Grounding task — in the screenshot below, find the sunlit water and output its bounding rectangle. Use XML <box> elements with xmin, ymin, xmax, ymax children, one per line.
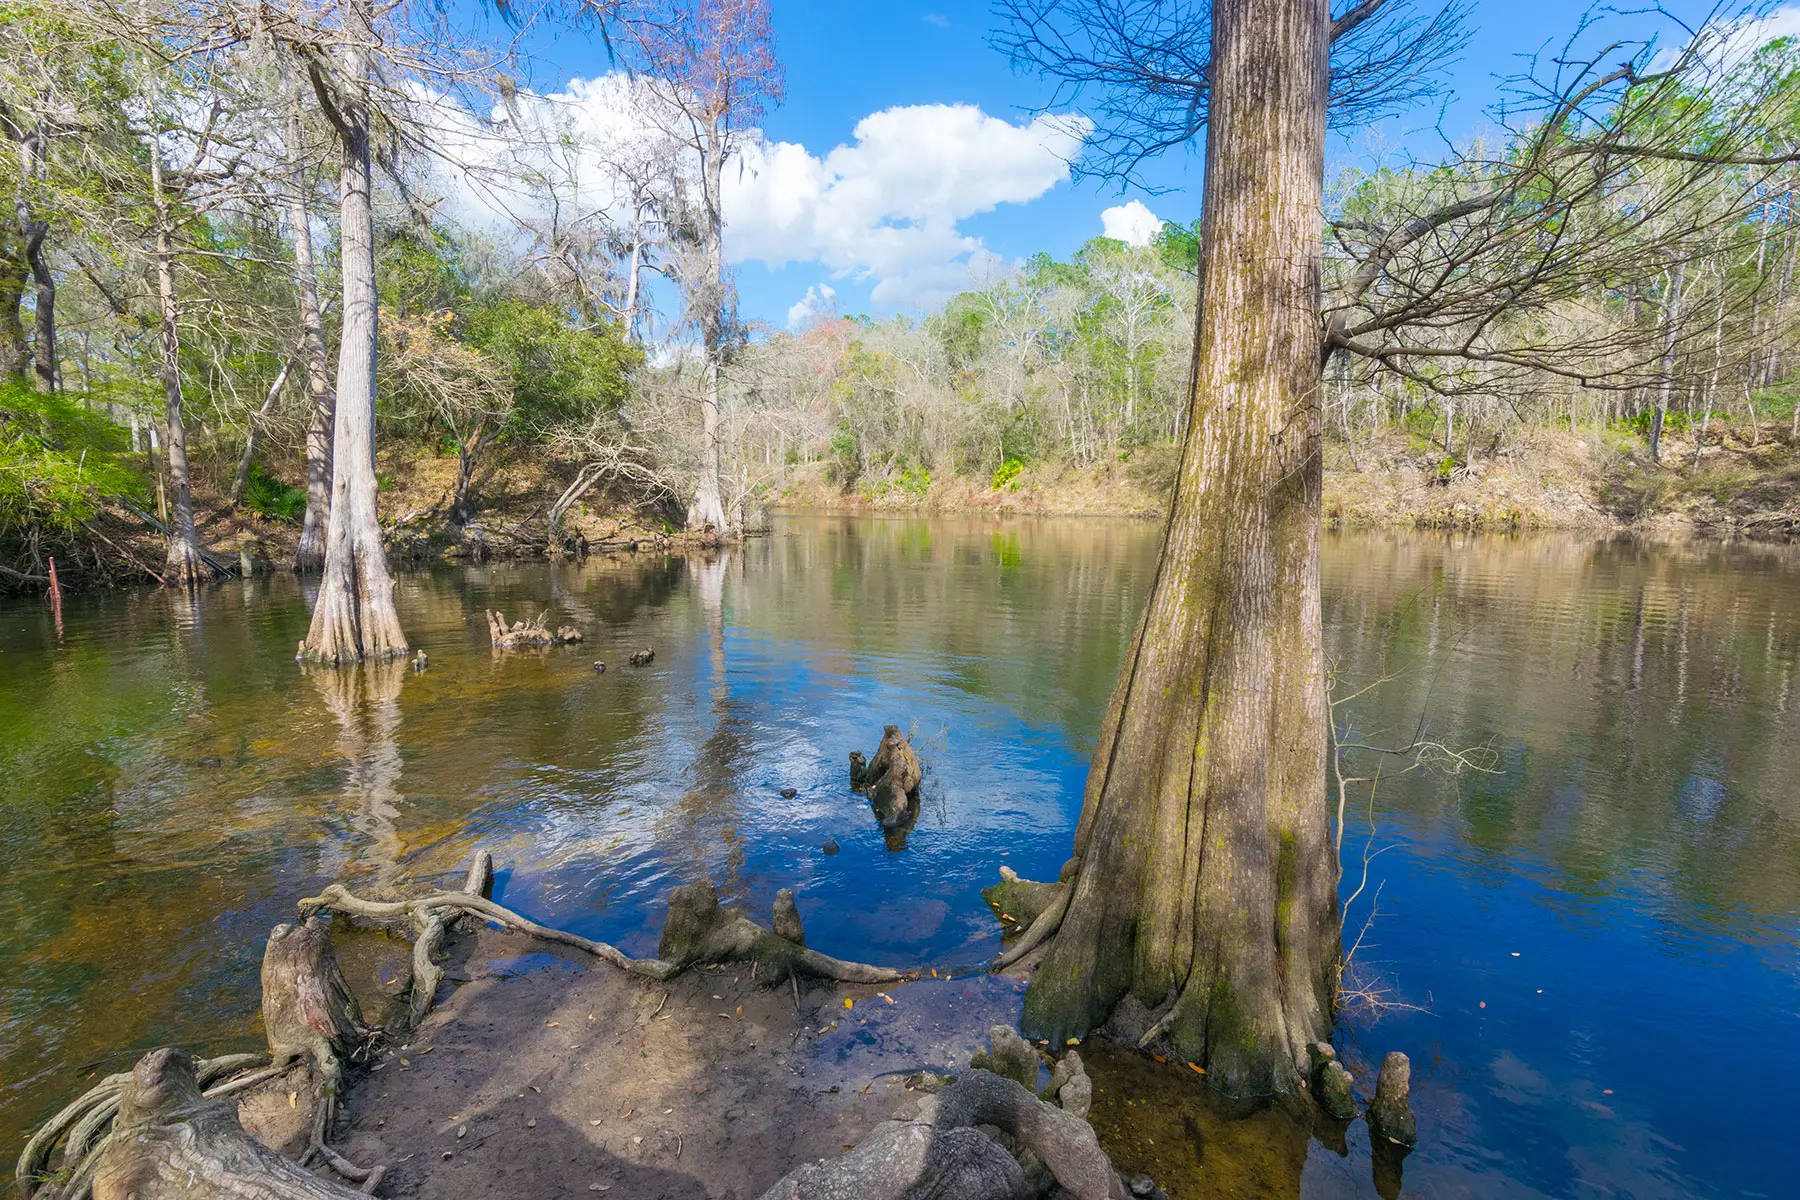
<box><xmin>0</xmin><ymin>517</ymin><xmax>1795</xmax><ymax>1199</ymax></box>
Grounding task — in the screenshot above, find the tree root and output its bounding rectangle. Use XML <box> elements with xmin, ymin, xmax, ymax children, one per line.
<box><xmin>658</xmin><ymin>881</ymin><xmax>905</xmax><ymax>984</ymax></box>
<box><xmin>89</xmin><ymin>1048</ymin><xmax>369</xmax><ymax>1199</ymax></box>
<box><xmin>485</xmin><ymin>609</ymin><xmax>582</xmax><ymax>648</ymax></box>
<box><xmin>991</xmin><ymin>888</ymin><xmax>1070</xmax><ymax>971</ymax></box>
<box><xmin>17</xmin><ymin>1053</ymin><xmax>270</xmax><ymax>1200</ymax></box>
<box><xmin>756</xmin><ymin>1069</ymin><xmax>1125</xmax><ymax>1200</ymax></box>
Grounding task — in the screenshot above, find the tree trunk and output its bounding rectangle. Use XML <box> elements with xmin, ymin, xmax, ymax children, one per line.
<box><xmin>148</xmin><ymin>130</ymin><xmax>209</xmax><ymax>587</ymax></box>
<box><xmin>230</xmin><ymin>358</ymin><xmax>294</xmax><ymax>506</ymax></box>
<box><xmin>288</xmin><ymin>81</ymin><xmax>336</xmax><ymax>573</ymax></box>
<box><xmin>449</xmin><ymin>418</ymin><xmax>487</xmax><ymax>525</ymax></box>
<box><xmin>688</xmin><ymin>116</ymin><xmax>728</xmax><ymax>532</ymax></box>
<box><xmin>0</xmin><ymin>224</ymin><xmax>24</xmax><ymax>379</ymax></box>
<box><xmin>16</xmin><ymin>117</ymin><xmax>54</xmax><ymax>392</ymax></box>
<box><xmin>91</xmin><ymin>1049</ymin><xmax>365</xmax><ymax>1200</ymax></box>
<box><xmin>1021</xmin><ymin>0</ymin><xmax>1338</xmax><ymax>1097</ymax></box>
<box><xmin>1649</xmin><ymin>261</ymin><xmax>1685</xmax><ymax>462</ymax></box>
<box><xmin>301</xmin><ymin>2</ymin><xmax>408</xmax><ymax>664</ymax></box>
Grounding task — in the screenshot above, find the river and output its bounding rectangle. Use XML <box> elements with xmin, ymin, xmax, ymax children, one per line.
<box><xmin>1</xmin><ymin>516</ymin><xmax>1795</xmax><ymax>1198</ymax></box>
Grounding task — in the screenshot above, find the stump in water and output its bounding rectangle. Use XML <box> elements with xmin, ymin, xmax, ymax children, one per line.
<box><xmin>1369</xmin><ymin>1051</ymin><xmax>1416</xmax><ymax>1146</ymax></box>
<box><xmin>485</xmin><ymin>610</ymin><xmax>582</xmax><ymax>649</ymax></box>
<box><xmin>628</xmin><ymin>647</ymin><xmax>655</xmax><ymax>666</ymax></box>
<box><xmin>862</xmin><ymin>725</ymin><xmax>921</xmax><ymax>798</ymax></box>
<box><xmin>657</xmin><ymin>881</ymin><xmax>901</xmax><ymax>983</ymax></box>
<box><xmin>772</xmin><ymin>888</ymin><xmax>806</xmax><ymax>947</ymax></box>
<box><xmin>92</xmin><ymin>1049</ymin><xmax>367</xmax><ymax>1200</ymax></box>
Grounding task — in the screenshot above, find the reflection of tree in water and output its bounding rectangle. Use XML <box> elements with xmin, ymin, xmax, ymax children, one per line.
<box><xmin>305</xmin><ymin>659</ymin><xmax>408</xmax><ymax>886</ymax></box>
<box><xmin>663</xmin><ymin>551</ymin><xmax>754</xmax><ymax>889</ymax></box>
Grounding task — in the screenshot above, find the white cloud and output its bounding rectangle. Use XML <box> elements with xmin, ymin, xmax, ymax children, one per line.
<box><xmin>725</xmin><ymin>104</ymin><xmax>1089</xmax><ymax>308</ymax></box>
<box><xmin>923</xmin><ymin>12</ymin><xmax>949</xmax><ymax>27</ymax></box>
<box><xmin>1100</xmin><ymin>200</ymin><xmax>1162</xmax><ymax>247</ymax></box>
<box><xmin>412</xmin><ymin>80</ymin><xmax>1088</xmax><ymax>313</ymax></box>
<box><xmin>1651</xmin><ymin>4</ymin><xmax>1800</xmax><ymax>73</ymax></box>
<box><xmin>786</xmin><ymin>283</ymin><xmax>837</xmax><ymax>329</ymax></box>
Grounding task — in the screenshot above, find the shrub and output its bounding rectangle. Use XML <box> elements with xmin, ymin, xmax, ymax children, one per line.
<box><xmin>0</xmin><ymin>382</ymin><xmax>146</xmax><ymax>539</ymax></box>
<box><xmin>242</xmin><ymin>464</ymin><xmax>306</xmax><ymax>524</ymax></box>
<box><xmin>991</xmin><ymin>457</ymin><xmax>1025</xmax><ymax>490</ymax></box>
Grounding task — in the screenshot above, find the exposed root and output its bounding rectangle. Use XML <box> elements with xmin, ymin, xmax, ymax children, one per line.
<box><xmin>990</xmin><ymin>887</ymin><xmax>1071</xmax><ymax>972</ymax></box>
<box><xmin>17</xmin><ymin>1054</ymin><xmax>269</xmax><ymax>1200</ymax></box>
<box><xmin>485</xmin><ymin>609</ymin><xmax>583</xmax><ymax>649</ymax></box>
<box><xmin>658</xmin><ymin>881</ymin><xmax>906</xmax><ymax>984</ymax></box>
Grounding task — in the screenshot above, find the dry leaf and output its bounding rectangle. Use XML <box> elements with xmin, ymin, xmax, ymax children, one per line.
<box><xmin>287</xmin><ymin>1092</ymin><xmax>297</xmax><ymax>1109</ymax></box>
<box><xmin>589</xmin><ymin>1119</ymin><xmax>604</xmax><ymax>1127</ymax></box>
<box><xmin>548</xmin><ymin>1021</ymin><xmax>562</xmax><ymax>1027</ymax></box>
<box><xmin>1186</xmin><ymin>1062</ymin><xmax>1206</xmax><ymax>1076</ymax></box>
<box><xmin>843</xmin><ymin>998</ymin><xmax>853</xmax><ymax>1009</ymax></box>
<box><xmin>735</xmin><ymin>1005</ymin><xmax>743</xmax><ymax>1019</ymax></box>
<box><xmin>618</xmin><ymin>1110</ymin><xmax>633</xmax><ymax>1119</ymax></box>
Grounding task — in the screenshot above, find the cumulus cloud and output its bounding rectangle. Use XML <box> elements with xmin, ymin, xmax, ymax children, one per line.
<box><xmin>725</xmin><ymin>104</ymin><xmax>1089</xmax><ymax>307</ymax></box>
<box><xmin>1650</xmin><ymin>4</ymin><xmax>1800</xmax><ymax>72</ymax></box>
<box><xmin>415</xmin><ymin>80</ymin><xmax>1088</xmax><ymax>313</ymax></box>
<box><xmin>787</xmin><ymin>283</ymin><xmax>837</xmax><ymax>329</ymax></box>
<box><xmin>1100</xmin><ymin>199</ymin><xmax>1162</xmax><ymax>247</ymax></box>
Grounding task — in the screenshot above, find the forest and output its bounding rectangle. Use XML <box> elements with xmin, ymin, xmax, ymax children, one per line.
<box><xmin>7</xmin><ymin>0</ymin><xmax>1800</xmax><ymax>597</ymax></box>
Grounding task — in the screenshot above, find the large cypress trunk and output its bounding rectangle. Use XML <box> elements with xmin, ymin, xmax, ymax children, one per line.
<box><xmin>287</xmin><ymin>82</ymin><xmax>335</xmax><ymax>573</ymax></box>
<box><xmin>1020</xmin><ymin>0</ymin><xmax>1339</xmax><ymax>1097</ymax></box>
<box><xmin>687</xmin><ymin>115</ymin><xmax>728</xmax><ymax>533</ymax></box>
<box><xmin>0</xmin><ymin>227</ymin><xmax>25</xmax><ymax>379</ymax></box>
<box><xmin>147</xmin><ymin>119</ymin><xmax>208</xmax><ymax>587</ymax></box>
<box><xmin>301</xmin><ymin>0</ymin><xmax>407</xmax><ymax>663</ymax></box>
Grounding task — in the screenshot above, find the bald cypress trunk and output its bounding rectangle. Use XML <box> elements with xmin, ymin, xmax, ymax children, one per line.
<box><xmin>1021</xmin><ymin>0</ymin><xmax>1339</xmax><ymax>1096</ymax></box>
<box><xmin>300</xmin><ymin>0</ymin><xmax>407</xmax><ymax>663</ymax></box>
<box><xmin>287</xmin><ymin>81</ymin><xmax>335</xmax><ymax>573</ymax></box>
<box><xmin>687</xmin><ymin>114</ymin><xmax>728</xmax><ymax>533</ymax></box>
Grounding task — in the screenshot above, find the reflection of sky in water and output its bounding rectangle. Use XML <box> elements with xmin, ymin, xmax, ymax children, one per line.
<box><xmin>1</xmin><ymin>522</ymin><xmax>1798</xmax><ymax>1200</ymax></box>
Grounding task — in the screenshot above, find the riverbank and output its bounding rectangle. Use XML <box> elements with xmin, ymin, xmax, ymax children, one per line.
<box><xmin>766</xmin><ymin>423</ymin><xmax>1800</xmax><ymax>540</ymax></box>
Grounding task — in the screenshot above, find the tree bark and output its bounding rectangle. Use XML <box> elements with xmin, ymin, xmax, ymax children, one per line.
<box><xmin>1020</xmin><ymin>0</ymin><xmax>1338</xmax><ymax>1097</ymax></box>
<box><xmin>448</xmin><ymin>418</ymin><xmax>487</xmax><ymax>525</ymax></box>
<box><xmin>287</xmin><ymin>80</ymin><xmax>336</xmax><ymax>573</ymax></box>
<box><xmin>1649</xmin><ymin>261</ymin><xmax>1684</xmax><ymax>462</ymax></box>
<box><xmin>0</xmin><ymin>223</ymin><xmax>24</xmax><ymax>379</ymax></box>
<box><xmin>147</xmin><ymin>120</ymin><xmax>209</xmax><ymax>587</ymax></box>
<box><xmin>90</xmin><ymin>1049</ymin><xmax>365</xmax><ymax>1200</ymax></box>
<box><xmin>688</xmin><ymin>114</ymin><xmax>728</xmax><ymax>532</ymax></box>
<box><xmin>17</xmin><ymin>116</ymin><xmax>54</xmax><ymax>392</ymax></box>
<box><xmin>301</xmin><ymin>2</ymin><xmax>407</xmax><ymax>663</ymax></box>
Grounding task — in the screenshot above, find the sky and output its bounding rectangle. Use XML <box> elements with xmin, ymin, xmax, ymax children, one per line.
<box><xmin>442</xmin><ymin>0</ymin><xmax>1800</xmax><ymax>332</ymax></box>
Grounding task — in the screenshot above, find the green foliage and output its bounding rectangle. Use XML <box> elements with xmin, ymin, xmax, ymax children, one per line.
<box><xmin>0</xmin><ymin>383</ymin><xmax>145</xmax><ymax>537</ymax></box>
<box><xmin>462</xmin><ymin>299</ymin><xmax>639</xmax><ymax>433</ymax></box>
<box><xmin>991</xmin><ymin>457</ymin><xmax>1025</xmax><ymax>490</ymax></box>
<box><xmin>897</xmin><ymin>464</ymin><xmax>931</xmax><ymax>497</ymax></box>
<box><xmin>1616</xmin><ymin>410</ymin><xmax>1692</xmax><ymax>438</ymax></box>
<box><xmin>241</xmin><ymin>464</ymin><xmax>305</xmax><ymax>524</ymax></box>
<box><xmin>828</xmin><ymin>427</ymin><xmax>859</xmax><ymax>484</ymax></box>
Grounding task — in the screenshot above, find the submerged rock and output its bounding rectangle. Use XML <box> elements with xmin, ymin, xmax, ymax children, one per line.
<box><xmin>821</xmin><ymin>839</ymin><xmax>840</xmax><ymax>856</ymax></box>
<box><xmin>780</xmin><ymin>787</ymin><xmax>798</xmax><ymax>799</ymax></box>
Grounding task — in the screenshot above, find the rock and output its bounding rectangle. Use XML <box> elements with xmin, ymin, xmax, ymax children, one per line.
<box><xmin>821</xmin><ymin>839</ymin><xmax>840</xmax><ymax>856</ymax></box>
<box><xmin>772</xmin><ymin>888</ymin><xmax>806</xmax><ymax>946</ymax></box>
<box><xmin>593</xmin><ymin>661</ymin><xmax>606</xmax><ymax>673</ymax></box>
<box><xmin>968</xmin><ymin>1025</ymin><xmax>1039</xmax><ymax>1092</ymax></box>
<box><xmin>1369</xmin><ymin>1051</ymin><xmax>1416</xmax><ymax>1146</ymax></box>
<box><xmin>628</xmin><ymin>647</ymin><xmax>654</xmax><ymax>666</ymax></box>
<box><xmin>780</xmin><ymin>787</ymin><xmax>798</xmax><ymax>799</ymax></box>
<box><xmin>1056</xmin><ymin>1073</ymin><xmax>1092</xmax><ymax>1120</ymax></box>
<box><xmin>1128</xmin><ymin>1176</ymin><xmax>1156</xmax><ymax>1198</ymax></box>
<box><xmin>1316</xmin><ymin>1060</ymin><xmax>1356</xmax><ymax>1121</ymax></box>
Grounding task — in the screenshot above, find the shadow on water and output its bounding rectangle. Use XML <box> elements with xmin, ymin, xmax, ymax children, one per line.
<box><xmin>0</xmin><ymin>519</ymin><xmax>1798</xmax><ymax>1200</ymax></box>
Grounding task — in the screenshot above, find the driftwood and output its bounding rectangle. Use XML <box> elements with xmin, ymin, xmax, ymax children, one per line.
<box><xmin>485</xmin><ymin>610</ymin><xmax>583</xmax><ymax>648</ymax></box>
<box><xmin>658</xmin><ymin>881</ymin><xmax>903</xmax><ymax>983</ymax></box>
<box><xmin>90</xmin><ymin>1049</ymin><xmax>369</xmax><ymax>1200</ymax></box>
<box><xmin>755</xmin><ymin>1070</ymin><xmax>1125</xmax><ymax>1200</ymax></box>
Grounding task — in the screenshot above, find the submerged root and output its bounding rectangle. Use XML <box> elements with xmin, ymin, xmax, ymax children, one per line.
<box><xmin>987</xmin><ymin>862</ymin><xmax>1077</xmax><ymax>972</ymax></box>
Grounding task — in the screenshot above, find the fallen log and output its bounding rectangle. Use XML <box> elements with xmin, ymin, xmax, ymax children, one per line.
<box><xmin>484</xmin><ymin>609</ymin><xmax>583</xmax><ymax>649</ymax></box>
<box><xmin>90</xmin><ymin>1048</ymin><xmax>371</xmax><ymax>1200</ymax></box>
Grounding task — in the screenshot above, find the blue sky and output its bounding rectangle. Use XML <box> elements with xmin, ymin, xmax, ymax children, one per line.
<box><xmin>458</xmin><ymin>0</ymin><xmax>1796</xmax><ymax>330</ymax></box>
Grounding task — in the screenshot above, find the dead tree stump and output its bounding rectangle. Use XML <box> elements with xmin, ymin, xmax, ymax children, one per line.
<box><xmin>485</xmin><ymin>610</ymin><xmax>582</xmax><ymax>649</ymax></box>
<box><xmin>91</xmin><ymin>1049</ymin><xmax>367</xmax><ymax>1200</ymax></box>
<box><xmin>261</xmin><ymin>919</ymin><xmax>366</xmax><ymax>1078</ymax></box>
<box><xmin>863</xmin><ymin>725</ymin><xmax>922</xmax><ymax>797</ymax></box>
<box><xmin>657</xmin><ymin>881</ymin><xmax>900</xmax><ymax>983</ymax></box>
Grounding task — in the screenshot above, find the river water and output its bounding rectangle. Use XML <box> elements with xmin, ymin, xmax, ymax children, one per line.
<box><xmin>0</xmin><ymin>516</ymin><xmax>1795</xmax><ymax>1199</ymax></box>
